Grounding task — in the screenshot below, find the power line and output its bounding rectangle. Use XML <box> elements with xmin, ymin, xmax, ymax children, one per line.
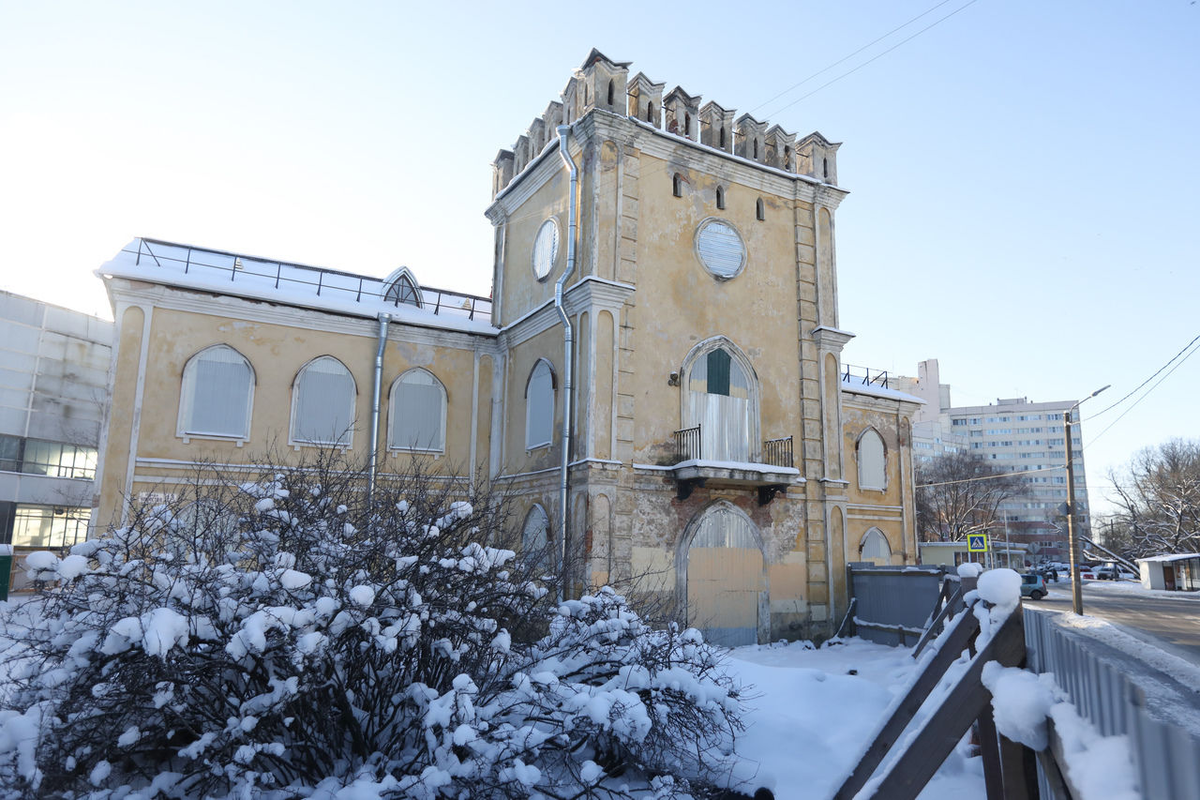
<box><xmin>917</xmin><ymin>464</ymin><xmax>1063</xmax><ymax>489</ymax></box>
<box><xmin>1082</xmin><ymin>332</ymin><xmax>1200</xmax><ymax>422</ymax></box>
<box><xmin>762</xmin><ymin>0</ymin><xmax>984</xmax><ymax>119</ymax></box>
<box><xmin>747</xmin><ymin>0</ymin><xmax>960</xmax><ymax>115</ymax></box>
<box><xmin>1084</xmin><ymin>338</ymin><xmax>1200</xmax><ymax>450</ymax></box>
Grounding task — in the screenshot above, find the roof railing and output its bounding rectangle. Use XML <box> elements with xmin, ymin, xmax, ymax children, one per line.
<box><xmin>131</xmin><ymin>238</ymin><xmax>492</xmax><ymax>321</ymax></box>
<box><xmin>842</xmin><ymin>363</ymin><xmax>889</xmax><ymax>389</ymax></box>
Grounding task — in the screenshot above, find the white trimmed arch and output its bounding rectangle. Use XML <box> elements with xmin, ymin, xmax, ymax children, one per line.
<box><xmin>679</xmin><ymin>336</ymin><xmax>760</xmax><ymax>462</ymax></box>
<box><xmin>177</xmin><ymin>344</ymin><xmax>255</xmax><ymax>441</ymax></box>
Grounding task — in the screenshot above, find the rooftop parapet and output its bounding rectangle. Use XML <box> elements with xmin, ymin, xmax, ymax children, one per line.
<box><xmin>490</xmin><ymin>49</ymin><xmax>842</xmax><ymax>198</ymax></box>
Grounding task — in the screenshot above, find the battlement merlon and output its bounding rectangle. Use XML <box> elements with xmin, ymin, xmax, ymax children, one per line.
<box><xmin>489</xmin><ymin>50</ymin><xmax>842</xmax><ymax>198</ymax></box>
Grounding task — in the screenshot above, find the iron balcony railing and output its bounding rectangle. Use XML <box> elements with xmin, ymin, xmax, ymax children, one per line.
<box><xmin>129</xmin><ymin>238</ymin><xmax>493</xmax><ymax>322</ymax></box>
<box><xmin>671</xmin><ymin>427</ymin><xmax>794</xmax><ymax>469</ymax></box>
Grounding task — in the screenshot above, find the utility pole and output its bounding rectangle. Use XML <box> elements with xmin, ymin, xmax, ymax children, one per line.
<box><xmin>1066</xmin><ymin>385</ymin><xmax>1110</xmax><ymax>615</ymax></box>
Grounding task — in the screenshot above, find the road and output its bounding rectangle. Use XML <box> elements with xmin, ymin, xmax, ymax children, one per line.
<box><xmin>1027</xmin><ymin>581</ymin><xmax>1200</xmax><ymax>664</ymax></box>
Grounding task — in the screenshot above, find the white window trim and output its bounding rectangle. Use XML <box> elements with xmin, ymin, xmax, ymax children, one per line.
<box><xmin>524</xmin><ymin>359</ymin><xmax>556</xmax><ymax>451</ymax></box>
<box><xmin>382</xmin><ymin>266</ymin><xmax>424</xmax><ymax>308</ymax></box>
<box><xmin>856</xmin><ymin>428</ymin><xmax>888</xmax><ymax>492</ymax></box>
<box><xmin>678</xmin><ymin>335</ymin><xmax>762</xmax><ymax>451</ymax></box>
<box><xmin>175</xmin><ymin>344</ymin><xmax>255</xmax><ymax>446</ymax></box>
<box><xmin>387</xmin><ymin>367</ymin><xmax>448</xmax><ymax>455</ymax></box>
<box><xmin>288</xmin><ymin>355</ymin><xmax>358</xmax><ymax>449</ymax></box>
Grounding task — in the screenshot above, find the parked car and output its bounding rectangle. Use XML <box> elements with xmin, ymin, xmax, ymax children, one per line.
<box><xmin>1020</xmin><ymin>573</ymin><xmax>1047</xmax><ymax>600</ymax></box>
<box><xmin>1094</xmin><ymin>564</ymin><xmax>1119</xmax><ymax>580</ymax></box>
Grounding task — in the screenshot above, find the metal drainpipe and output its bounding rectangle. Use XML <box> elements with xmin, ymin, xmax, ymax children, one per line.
<box><xmin>555</xmin><ymin>124</ymin><xmax>578</xmax><ymax>600</ymax></box>
<box><xmin>366</xmin><ymin>313</ymin><xmax>391</xmax><ymax>509</ymax></box>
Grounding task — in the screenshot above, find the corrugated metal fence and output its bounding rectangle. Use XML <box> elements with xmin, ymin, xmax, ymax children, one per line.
<box><xmin>1024</xmin><ymin>608</ymin><xmax>1200</xmax><ymax>799</ymax></box>
<box><xmin>846</xmin><ymin>564</ymin><xmax>944</xmax><ymax>647</ymax></box>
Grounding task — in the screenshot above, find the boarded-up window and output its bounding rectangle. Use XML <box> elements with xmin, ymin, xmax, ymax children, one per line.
<box><xmin>522</xmin><ymin>504</ymin><xmax>550</xmax><ymax>569</ymax></box>
<box><xmin>686</xmin><ymin>345</ymin><xmax>753</xmax><ymax>461</ymax></box>
<box><xmin>860</xmin><ymin>528</ymin><xmax>892</xmax><ymax>565</ymax></box>
<box><xmin>180</xmin><ymin>345</ymin><xmax>253</xmax><ymax>439</ymax></box>
<box><xmin>390</xmin><ymin>369</ymin><xmax>446</xmax><ymax>452</ymax></box>
<box><xmin>292</xmin><ymin>356</ymin><xmax>355</xmax><ymax>446</ymax></box>
<box><xmin>526</xmin><ymin>361</ymin><xmax>554</xmax><ymax>449</ymax></box>
<box><xmin>858</xmin><ymin>429</ymin><xmax>887</xmax><ymax>490</ymax></box>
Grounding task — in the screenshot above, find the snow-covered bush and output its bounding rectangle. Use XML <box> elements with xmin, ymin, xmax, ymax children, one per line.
<box><xmin>0</xmin><ymin>459</ymin><xmax>743</xmax><ymax>798</ymax></box>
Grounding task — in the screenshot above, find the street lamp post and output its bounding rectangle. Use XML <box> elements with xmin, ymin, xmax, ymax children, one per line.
<box><xmin>1066</xmin><ymin>384</ymin><xmax>1110</xmax><ymax>615</ymax></box>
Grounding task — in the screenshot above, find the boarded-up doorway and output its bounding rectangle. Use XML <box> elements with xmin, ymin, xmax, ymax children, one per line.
<box><xmin>684</xmin><ymin>503</ymin><xmax>763</xmax><ymax>646</ymax></box>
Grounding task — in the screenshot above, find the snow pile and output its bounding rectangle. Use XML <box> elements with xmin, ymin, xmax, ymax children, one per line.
<box><xmin>0</xmin><ymin>470</ymin><xmax>744</xmax><ymax>799</ymax></box>
<box><xmin>983</xmin><ymin>663</ymin><xmax>1139</xmax><ymax>799</ymax></box>
<box><xmin>970</xmin><ymin>568</ymin><xmax>1021</xmax><ymax>646</ymax></box>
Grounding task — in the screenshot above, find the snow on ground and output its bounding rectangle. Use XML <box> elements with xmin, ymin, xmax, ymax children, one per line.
<box><xmin>1075</xmin><ymin>578</ymin><xmax>1200</xmax><ymax>602</ymax></box>
<box><xmin>724</xmin><ymin>638</ymin><xmax>984</xmax><ymax>799</ymax></box>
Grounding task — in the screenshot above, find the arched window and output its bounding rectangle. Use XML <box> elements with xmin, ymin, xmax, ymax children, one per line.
<box><xmin>857</xmin><ymin>429</ymin><xmax>887</xmax><ymax>490</ymax></box>
<box><xmin>719</xmin><ymin>127</ymin><xmax>726</xmax><ymax>149</ymax></box>
<box><xmin>607</xmin><ymin>79</ymin><xmax>615</xmax><ymax>107</ymax></box>
<box><xmin>383</xmin><ymin>268</ymin><xmax>422</xmax><ymax>308</ymax></box>
<box><xmin>522</xmin><ymin>504</ymin><xmax>550</xmax><ymax>569</ymax></box>
<box><xmin>682</xmin><ymin>340</ymin><xmax>758</xmax><ymax>462</ymax></box>
<box><xmin>756</xmin><ymin>198</ymin><xmax>765</xmax><ymax>221</ymax></box>
<box><xmin>291</xmin><ymin>356</ymin><xmax>356</xmax><ymax>447</ymax></box>
<box><xmin>823</xmin><ymin>158</ymin><xmax>830</xmax><ymax>181</ymax></box>
<box><xmin>715</xmin><ymin>186</ymin><xmax>725</xmax><ymax>210</ymax></box>
<box><xmin>525</xmin><ymin>360</ymin><xmax>555</xmax><ymax>450</ymax></box>
<box><xmin>672</xmin><ymin>173</ymin><xmax>683</xmax><ymax>197</ymax></box>
<box><xmin>859</xmin><ymin>528</ymin><xmax>892</xmax><ymax>565</ymax></box>
<box><xmin>389</xmin><ymin>368</ymin><xmax>446</xmax><ymax>452</ymax></box>
<box><xmin>784</xmin><ymin>145</ymin><xmax>792</xmax><ymax>166</ymax></box>
<box><xmin>752</xmin><ymin>139</ymin><xmax>759</xmax><ymax>159</ymax></box>
<box><xmin>178</xmin><ymin>345</ymin><xmax>254</xmax><ymax>440</ymax></box>
<box><xmin>647</xmin><ymin>102</ymin><xmax>654</xmax><ymax>123</ymax></box>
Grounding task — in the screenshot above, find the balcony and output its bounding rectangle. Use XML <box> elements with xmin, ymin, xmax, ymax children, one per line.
<box><xmin>670</xmin><ymin>425</ymin><xmax>800</xmax><ymax>504</ymax></box>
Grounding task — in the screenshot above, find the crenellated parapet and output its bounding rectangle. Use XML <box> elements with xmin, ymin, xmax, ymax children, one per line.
<box><xmin>490</xmin><ymin>48</ymin><xmax>841</xmax><ymax>198</ymax></box>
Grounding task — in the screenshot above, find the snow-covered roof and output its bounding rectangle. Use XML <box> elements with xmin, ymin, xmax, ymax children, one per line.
<box><xmin>1135</xmin><ymin>553</ymin><xmax>1200</xmax><ymax>563</ymax></box>
<box><xmin>97</xmin><ymin>238</ymin><xmax>499</xmax><ymax>336</ymax></box>
<box><xmin>840</xmin><ymin>375</ymin><xmax>924</xmax><ymax>405</ymax></box>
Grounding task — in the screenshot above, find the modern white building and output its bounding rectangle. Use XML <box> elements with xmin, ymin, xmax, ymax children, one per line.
<box><xmin>0</xmin><ymin>290</ymin><xmax>112</xmax><ymax>589</ymax></box>
<box><xmin>897</xmin><ymin>358</ymin><xmax>1092</xmax><ymax>561</ymax></box>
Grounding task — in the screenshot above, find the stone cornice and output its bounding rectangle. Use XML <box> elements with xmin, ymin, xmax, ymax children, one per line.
<box><xmin>106</xmin><ymin>278</ymin><xmax>502</xmax><ymax>356</ymax></box>
<box><xmin>485</xmin><ymin>135</ymin><xmax>580</xmax><ymax>223</ymax></box>
<box><xmin>811</xmin><ymin>325</ymin><xmax>855</xmax><ymax>352</ymax></box>
<box><xmin>498</xmin><ymin>276</ymin><xmax>635</xmax><ymax>348</ymax></box>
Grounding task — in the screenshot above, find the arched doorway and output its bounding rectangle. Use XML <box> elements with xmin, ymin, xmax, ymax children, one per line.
<box><xmin>682</xmin><ymin>502</ymin><xmax>764</xmax><ymax>646</ymax></box>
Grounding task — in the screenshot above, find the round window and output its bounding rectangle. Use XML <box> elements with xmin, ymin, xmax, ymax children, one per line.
<box><xmin>532</xmin><ymin>218</ymin><xmax>560</xmax><ymax>281</ymax></box>
<box><xmin>695</xmin><ymin>219</ymin><xmax>746</xmax><ymax>280</ymax></box>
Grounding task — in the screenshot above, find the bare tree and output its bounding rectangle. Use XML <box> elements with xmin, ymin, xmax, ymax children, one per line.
<box><xmin>916</xmin><ymin>451</ymin><xmax>1027</xmax><ymax>542</ymax></box>
<box><xmin>1105</xmin><ymin>438</ymin><xmax>1200</xmax><ymax>558</ymax></box>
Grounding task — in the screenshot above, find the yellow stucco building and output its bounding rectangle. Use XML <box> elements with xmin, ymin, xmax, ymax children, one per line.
<box><xmin>94</xmin><ymin>50</ymin><xmax>920</xmax><ymax>644</ymax></box>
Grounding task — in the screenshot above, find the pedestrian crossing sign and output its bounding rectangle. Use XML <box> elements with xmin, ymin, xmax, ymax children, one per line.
<box><xmin>967</xmin><ymin>533</ymin><xmax>989</xmax><ymax>553</ymax></box>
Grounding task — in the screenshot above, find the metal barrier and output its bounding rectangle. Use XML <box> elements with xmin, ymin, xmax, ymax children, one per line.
<box><xmin>1024</xmin><ymin>608</ymin><xmax>1200</xmax><ymax>800</ymax></box>
<box><xmin>845</xmin><ymin>564</ymin><xmax>944</xmax><ymax>647</ymax></box>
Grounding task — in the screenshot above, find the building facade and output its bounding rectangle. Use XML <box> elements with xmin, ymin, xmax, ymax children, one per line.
<box><xmin>0</xmin><ymin>290</ymin><xmax>112</xmax><ymax>590</ymax></box>
<box><xmin>898</xmin><ymin>359</ymin><xmax>1091</xmax><ymax>562</ymax></box>
<box><xmin>94</xmin><ymin>51</ymin><xmax>920</xmax><ymax>643</ymax></box>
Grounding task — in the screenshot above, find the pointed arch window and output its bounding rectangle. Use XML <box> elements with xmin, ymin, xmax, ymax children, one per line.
<box><xmin>859</xmin><ymin>528</ymin><xmax>892</xmax><ymax>565</ymax></box>
<box><xmin>522</xmin><ymin>504</ymin><xmax>550</xmax><ymax>569</ymax></box>
<box><xmin>384</xmin><ymin>268</ymin><xmax>422</xmax><ymax>308</ymax></box>
<box><xmin>389</xmin><ymin>368</ymin><xmax>447</xmax><ymax>452</ymax></box>
<box><xmin>291</xmin><ymin>356</ymin><xmax>356</xmax><ymax>447</ymax></box>
<box><xmin>715</xmin><ymin>186</ymin><xmax>725</xmax><ymax>210</ymax></box>
<box><xmin>672</xmin><ymin>172</ymin><xmax>684</xmax><ymax>197</ymax></box>
<box><xmin>647</xmin><ymin>102</ymin><xmax>654</xmax><ymax>123</ymax></box>
<box><xmin>525</xmin><ymin>360</ymin><xmax>555</xmax><ymax>450</ymax></box>
<box><xmin>607</xmin><ymin>79</ymin><xmax>615</xmax><ymax>107</ymax></box>
<box><xmin>756</xmin><ymin>198</ymin><xmax>766</xmax><ymax>221</ymax></box>
<box><xmin>178</xmin><ymin>345</ymin><xmax>254</xmax><ymax>440</ymax></box>
<box><xmin>857</xmin><ymin>429</ymin><xmax>887</xmax><ymax>490</ymax></box>
<box><xmin>682</xmin><ymin>340</ymin><xmax>757</xmax><ymax>462</ymax></box>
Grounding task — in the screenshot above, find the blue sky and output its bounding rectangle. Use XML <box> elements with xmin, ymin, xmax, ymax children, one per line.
<box><xmin>1</xmin><ymin>0</ymin><xmax>1197</xmax><ymax>514</ymax></box>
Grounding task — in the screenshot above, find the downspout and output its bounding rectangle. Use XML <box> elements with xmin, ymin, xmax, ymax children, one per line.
<box><xmin>555</xmin><ymin>124</ymin><xmax>578</xmax><ymax>599</ymax></box>
<box><xmin>367</xmin><ymin>313</ymin><xmax>391</xmax><ymax>509</ymax></box>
